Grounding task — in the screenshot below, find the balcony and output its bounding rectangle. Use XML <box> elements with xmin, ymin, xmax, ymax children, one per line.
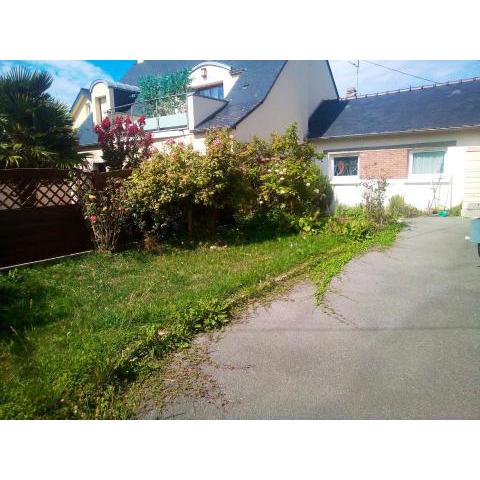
<box><xmin>107</xmin><ymin>94</ymin><xmax>188</xmax><ymax>131</ymax></box>
<box><xmin>107</xmin><ymin>92</ymin><xmax>228</xmax><ymax>133</ymax></box>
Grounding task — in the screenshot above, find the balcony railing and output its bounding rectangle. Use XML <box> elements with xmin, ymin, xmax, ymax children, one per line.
<box><xmin>107</xmin><ymin>94</ymin><xmax>188</xmax><ymax>131</ymax></box>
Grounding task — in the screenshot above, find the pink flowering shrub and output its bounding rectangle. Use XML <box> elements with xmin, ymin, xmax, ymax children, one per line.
<box><xmin>94</xmin><ymin>115</ymin><xmax>155</xmax><ymax>170</ymax></box>
<box><xmin>125</xmin><ymin>129</ymin><xmax>243</xmax><ymax>239</ymax></box>
<box><xmin>82</xmin><ymin>178</ymin><xmax>130</xmax><ymax>252</ymax></box>
<box><xmin>124</xmin><ymin>124</ymin><xmax>333</xmax><ymax>240</ymax></box>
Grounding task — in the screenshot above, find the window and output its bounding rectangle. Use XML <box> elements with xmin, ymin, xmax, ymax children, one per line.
<box><xmin>195</xmin><ymin>84</ymin><xmax>224</xmax><ymax>99</ymax></box>
<box><xmin>410</xmin><ymin>150</ymin><xmax>445</xmax><ymax>175</ymax></box>
<box><xmin>333</xmin><ymin>155</ymin><xmax>359</xmax><ymax>176</ymax></box>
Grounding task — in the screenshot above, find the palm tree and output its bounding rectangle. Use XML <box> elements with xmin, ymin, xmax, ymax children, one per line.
<box><xmin>0</xmin><ymin>66</ymin><xmax>84</xmax><ymax>169</ymax></box>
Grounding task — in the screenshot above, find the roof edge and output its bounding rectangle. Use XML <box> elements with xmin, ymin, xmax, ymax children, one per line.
<box><xmin>89</xmin><ymin>79</ymin><xmax>140</xmax><ymax>92</ymax></box>
<box><xmin>192</xmin><ymin>101</ymin><xmax>230</xmax><ymax>133</ymax></box>
<box><xmin>191</xmin><ymin>61</ymin><xmax>231</xmax><ymax>72</ymax></box>
<box><xmin>325</xmin><ymin>61</ymin><xmax>339</xmax><ymax>99</ymax></box>
<box><xmin>230</xmin><ymin>60</ymin><xmax>288</xmax><ymax>129</ymax></box>
<box><xmin>193</xmin><ymin>61</ymin><xmax>288</xmax><ymax>132</ymax></box>
<box><xmin>309</xmin><ymin>123</ymin><xmax>480</xmax><ymax>140</ymax></box>
<box><xmin>338</xmin><ymin>75</ymin><xmax>480</xmax><ymax>101</ymax></box>
<box><xmin>70</xmin><ymin>88</ymin><xmax>91</xmax><ymax>112</ymax></box>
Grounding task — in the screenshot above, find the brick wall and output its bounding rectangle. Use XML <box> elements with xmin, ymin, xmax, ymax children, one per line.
<box><xmin>359</xmin><ymin>148</ymin><xmax>409</xmax><ymax>179</ymax></box>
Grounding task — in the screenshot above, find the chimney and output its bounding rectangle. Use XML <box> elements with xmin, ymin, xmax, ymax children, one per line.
<box><xmin>345</xmin><ymin>87</ymin><xmax>357</xmax><ymax>98</ymax></box>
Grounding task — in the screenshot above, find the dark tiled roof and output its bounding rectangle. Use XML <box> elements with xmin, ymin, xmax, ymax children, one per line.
<box><xmin>77</xmin><ymin>113</ymin><xmax>97</xmax><ymax>147</ymax></box>
<box><xmin>308</xmin><ymin>79</ymin><xmax>480</xmax><ymax>139</ymax></box>
<box><xmin>194</xmin><ymin>61</ymin><xmax>286</xmax><ymax>130</ymax></box>
<box><xmin>121</xmin><ymin>60</ymin><xmax>287</xmax><ymax>130</ymax></box>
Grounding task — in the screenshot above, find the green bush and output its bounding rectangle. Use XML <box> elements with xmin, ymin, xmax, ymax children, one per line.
<box><xmin>253</xmin><ymin>126</ymin><xmax>333</xmax><ymax>216</ymax></box>
<box><xmin>233</xmin><ymin>124</ymin><xmax>332</xmax><ymax>236</ymax></box>
<box><xmin>126</xmin><ymin>128</ymin><xmax>247</xmax><ymax>240</ymax></box>
<box><xmin>449</xmin><ymin>203</ymin><xmax>462</xmax><ymax>216</ymax></box>
<box><xmin>326</xmin><ymin>203</ymin><xmax>382</xmax><ymax>241</ymax></box>
<box><xmin>334</xmin><ymin>204</ymin><xmax>365</xmax><ymax>218</ymax></box>
<box><xmin>387</xmin><ymin>194</ymin><xmax>422</xmax><ymax>218</ymax></box>
<box><xmin>125</xmin><ymin>124</ymin><xmax>333</xmax><ymax>241</ymax></box>
<box><xmin>324</xmin><ymin>215</ymin><xmax>375</xmax><ymax>241</ymax></box>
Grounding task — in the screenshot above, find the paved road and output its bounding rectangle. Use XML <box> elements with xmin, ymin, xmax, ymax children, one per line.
<box><xmin>154</xmin><ymin>217</ymin><xmax>480</xmax><ymax>419</ymax></box>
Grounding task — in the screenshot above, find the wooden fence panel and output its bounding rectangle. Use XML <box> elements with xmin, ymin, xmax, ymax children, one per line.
<box><xmin>0</xmin><ymin>168</ymin><xmax>131</xmax><ymax>268</ymax></box>
<box><xmin>0</xmin><ymin>205</ymin><xmax>92</xmax><ymax>267</ymax></box>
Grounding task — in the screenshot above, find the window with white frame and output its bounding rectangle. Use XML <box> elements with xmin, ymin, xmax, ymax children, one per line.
<box><xmin>409</xmin><ymin>150</ymin><xmax>445</xmax><ymax>175</ymax></box>
<box><xmin>332</xmin><ymin>155</ymin><xmax>359</xmax><ymax>177</ymax></box>
<box><xmin>195</xmin><ymin>84</ymin><xmax>224</xmax><ymax>99</ymax></box>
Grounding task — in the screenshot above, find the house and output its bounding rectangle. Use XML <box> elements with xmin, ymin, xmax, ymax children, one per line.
<box><xmin>309</xmin><ymin>79</ymin><xmax>480</xmax><ymax>218</ymax></box>
<box><xmin>71</xmin><ymin>60</ymin><xmax>480</xmax><ymax>217</ymax></box>
<box><xmin>72</xmin><ymin>60</ymin><xmax>338</xmax><ymax>162</ymax></box>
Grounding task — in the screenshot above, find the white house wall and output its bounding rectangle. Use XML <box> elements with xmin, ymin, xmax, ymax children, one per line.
<box><xmin>72</xmin><ymin>97</ymin><xmax>91</xmax><ymax>129</ymax></box>
<box><xmin>90</xmin><ymin>82</ymin><xmax>113</xmax><ymax>125</ymax></box>
<box><xmin>314</xmin><ymin>128</ymin><xmax>480</xmax><ymax>214</ymax></box>
<box><xmin>187</xmin><ymin>94</ymin><xmax>226</xmax><ymax>130</ymax></box>
<box><xmin>234</xmin><ymin>61</ymin><xmax>338</xmax><ymax>142</ymax></box>
<box><xmin>190</xmin><ymin>64</ymin><xmax>239</xmax><ymax>97</ymax></box>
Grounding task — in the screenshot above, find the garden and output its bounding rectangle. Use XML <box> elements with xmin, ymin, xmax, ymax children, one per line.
<box><xmin>0</xmin><ymin>66</ymin><xmax>402</xmax><ymax>419</ymax></box>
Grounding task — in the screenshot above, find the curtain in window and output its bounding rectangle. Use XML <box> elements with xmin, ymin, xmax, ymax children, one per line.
<box><xmin>411</xmin><ymin>151</ymin><xmax>444</xmax><ymax>174</ymax></box>
<box><xmin>334</xmin><ymin>156</ymin><xmax>358</xmax><ymax>176</ymax></box>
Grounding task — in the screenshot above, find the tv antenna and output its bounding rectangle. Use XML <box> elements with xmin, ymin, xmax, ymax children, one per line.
<box><xmin>348</xmin><ymin>60</ymin><xmax>360</xmax><ymax>94</ymax></box>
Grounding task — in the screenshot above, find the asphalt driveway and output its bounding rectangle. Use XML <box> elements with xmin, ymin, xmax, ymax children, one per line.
<box><xmin>153</xmin><ymin>217</ymin><xmax>480</xmax><ymax>419</ymax></box>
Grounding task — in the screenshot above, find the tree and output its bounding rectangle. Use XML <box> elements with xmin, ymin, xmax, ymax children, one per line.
<box><xmin>94</xmin><ymin>115</ymin><xmax>155</xmax><ymax>170</ymax></box>
<box><xmin>0</xmin><ymin>66</ymin><xmax>83</xmax><ymax>169</ymax></box>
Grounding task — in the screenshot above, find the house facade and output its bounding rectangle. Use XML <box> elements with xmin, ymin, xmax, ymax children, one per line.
<box><xmin>72</xmin><ymin>60</ymin><xmax>338</xmax><ymax>161</ymax></box>
<box><xmin>308</xmin><ymin>79</ymin><xmax>480</xmax><ymax>217</ymax></box>
<box><xmin>71</xmin><ymin>61</ymin><xmax>480</xmax><ymax>217</ymax></box>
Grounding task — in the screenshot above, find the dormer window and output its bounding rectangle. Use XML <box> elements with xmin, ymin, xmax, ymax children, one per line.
<box><xmin>200</xmin><ymin>67</ymin><xmax>207</xmax><ymax>79</ymax></box>
<box><xmin>195</xmin><ymin>84</ymin><xmax>224</xmax><ymax>99</ymax></box>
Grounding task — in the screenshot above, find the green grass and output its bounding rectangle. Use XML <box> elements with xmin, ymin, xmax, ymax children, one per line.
<box><xmin>0</xmin><ymin>226</ymin><xmax>400</xmax><ymax>419</ymax></box>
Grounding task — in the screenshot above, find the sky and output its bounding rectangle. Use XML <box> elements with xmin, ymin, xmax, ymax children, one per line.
<box><xmin>1</xmin><ymin>60</ymin><xmax>480</xmax><ymax>106</ymax></box>
<box><xmin>330</xmin><ymin>60</ymin><xmax>480</xmax><ymax>97</ymax></box>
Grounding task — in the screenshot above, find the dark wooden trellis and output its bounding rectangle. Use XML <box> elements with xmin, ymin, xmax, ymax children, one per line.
<box><xmin>0</xmin><ymin>169</ymin><xmax>92</xmax><ymax>210</ymax></box>
<box><xmin>0</xmin><ymin>168</ymin><xmax>131</xmax><ymax>268</ymax></box>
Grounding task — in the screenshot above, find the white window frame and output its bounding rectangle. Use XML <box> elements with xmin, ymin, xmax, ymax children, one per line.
<box><xmin>329</xmin><ymin>152</ymin><xmax>360</xmax><ymax>184</ymax></box>
<box><xmin>193</xmin><ymin>82</ymin><xmax>224</xmax><ymax>99</ymax></box>
<box><xmin>408</xmin><ymin>148</ymin><xmax>446</xmax><ymax>179</ymax></box>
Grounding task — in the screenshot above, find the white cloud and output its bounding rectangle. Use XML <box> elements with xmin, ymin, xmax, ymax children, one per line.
<box><xmin>330</xmin><ymin>60</ymin><xmax>480</xmax><ymax>97</ymax></box>
<box><xmin>0</xmin><ymin>60</ymin><xmax>113</xmax><ymax>107</ymax></box>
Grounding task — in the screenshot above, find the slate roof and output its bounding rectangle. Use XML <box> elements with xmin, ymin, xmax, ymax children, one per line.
<box><xmin>77</xmin><ymin>60</ymin><xmax>291</xmax><ymax>145</ymax></box>
<box><xmin>308</xmin><ymin>78</ymin><xmax>480</xmax><ymax>139</ymax></box>
<box><xmin>76</xmin><ymin>60</ymin><xmax>339</xmax><ymax>145</ymax></box>
<box><xmin>121</xmin><ymin>60</ymin><xmax>287</xmax><ymax>130</ymax></box>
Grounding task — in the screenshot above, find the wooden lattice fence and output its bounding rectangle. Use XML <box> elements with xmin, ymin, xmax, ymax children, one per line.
<box><xmin>0</xmin><ymin>168</ymin><xmax>131</xmax><ymax>268</ymax></box>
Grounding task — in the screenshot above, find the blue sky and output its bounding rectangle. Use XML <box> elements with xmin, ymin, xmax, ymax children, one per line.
<box><xmin>330</xmin><ymin>60</ymin><xmax>480</xmax><ymax>97</ymax></box>
<box><xmin>1</xmin><ymin>60</ymin><xmax>480</xmax><ymax>106</ymax></box>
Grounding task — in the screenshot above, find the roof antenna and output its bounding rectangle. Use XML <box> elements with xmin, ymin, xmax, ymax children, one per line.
<box><xmin>348</xmin><ymin>60</ymin><xmax>360</xmax><ymax>95</ymax></box>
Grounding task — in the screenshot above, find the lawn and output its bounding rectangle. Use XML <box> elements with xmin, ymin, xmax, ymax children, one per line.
<box><xmin>0</xmin><ymin>227</ymin><xmax>399</xmax><ymax>419</ymax></box>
